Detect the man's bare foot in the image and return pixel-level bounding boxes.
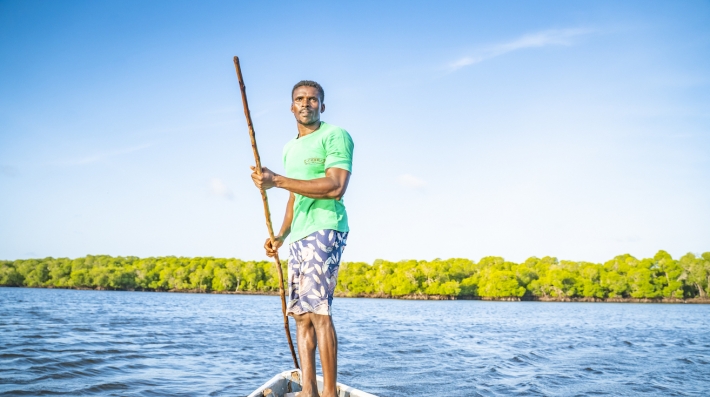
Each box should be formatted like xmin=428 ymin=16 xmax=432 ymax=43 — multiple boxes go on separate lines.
xmin=296 ymin=389 xmax=319 ymax=397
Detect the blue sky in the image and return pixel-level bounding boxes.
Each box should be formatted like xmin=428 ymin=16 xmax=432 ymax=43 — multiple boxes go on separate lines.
xmin=1 ymin=0 xmax=708 ymax=263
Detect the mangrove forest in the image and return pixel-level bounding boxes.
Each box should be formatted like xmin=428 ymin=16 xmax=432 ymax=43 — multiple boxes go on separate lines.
xmin=1 ymin=251 xmax=709 ymax=300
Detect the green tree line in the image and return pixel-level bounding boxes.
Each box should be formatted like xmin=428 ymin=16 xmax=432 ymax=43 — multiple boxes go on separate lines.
xmin=1 ymin=251 xmax=709 ymax=299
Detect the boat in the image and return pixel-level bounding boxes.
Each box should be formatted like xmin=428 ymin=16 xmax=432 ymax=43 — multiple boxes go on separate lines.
xmin=247 ymin=370 xmax=378 ymax=397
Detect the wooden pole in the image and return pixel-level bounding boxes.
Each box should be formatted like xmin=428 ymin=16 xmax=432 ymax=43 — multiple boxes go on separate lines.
xmin=233 ymin=56 xmax=299 ymax=369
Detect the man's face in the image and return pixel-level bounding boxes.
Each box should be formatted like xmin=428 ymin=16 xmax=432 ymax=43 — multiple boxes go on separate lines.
xmin=291 ymin=86 xmax=325 ymax=126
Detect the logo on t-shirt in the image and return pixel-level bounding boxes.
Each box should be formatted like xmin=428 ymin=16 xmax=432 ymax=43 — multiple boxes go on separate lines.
xmin=304 ymin=157 xmax=325 ymax=165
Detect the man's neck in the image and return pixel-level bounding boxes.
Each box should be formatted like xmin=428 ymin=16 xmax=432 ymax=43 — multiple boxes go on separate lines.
xmin=297 ymin=120 xmax=322 ymax=138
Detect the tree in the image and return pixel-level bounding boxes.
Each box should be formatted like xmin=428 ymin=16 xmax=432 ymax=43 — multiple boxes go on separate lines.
xmin=478 ymin=270 xmax=525 ymax=297
xmin=21 ymin=259 xmax=50 ymax=287
xmin=681 ymin=252 xmax=710 ymax=298
xmin=601 ymin=270 xmax=628 ymax=298
xmin=580 ymin=263 xmax=606 ymax=298
xmin=0 ymin=261 xmax=24 ymax=286
xmin=654 ymin=250 xmax=684 ymax=298
xmin=627 ymin=258 xmax=662 ymax=298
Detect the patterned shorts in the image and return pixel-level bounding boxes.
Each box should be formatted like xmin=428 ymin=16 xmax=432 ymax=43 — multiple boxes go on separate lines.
xmin=286 ymin=229 xmax=348 ymax=316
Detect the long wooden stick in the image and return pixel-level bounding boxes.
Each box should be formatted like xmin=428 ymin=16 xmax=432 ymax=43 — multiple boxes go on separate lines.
xmin=233 ymin=56 xmax=299 ymax=369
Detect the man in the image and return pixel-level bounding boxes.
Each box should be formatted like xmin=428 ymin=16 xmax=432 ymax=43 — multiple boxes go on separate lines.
xmin=250 ymin=80 xmax=354 ymax=397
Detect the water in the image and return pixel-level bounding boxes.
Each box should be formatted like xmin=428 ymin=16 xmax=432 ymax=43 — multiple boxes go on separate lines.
xmin=1 ymin=288 xmax=709 ymax=396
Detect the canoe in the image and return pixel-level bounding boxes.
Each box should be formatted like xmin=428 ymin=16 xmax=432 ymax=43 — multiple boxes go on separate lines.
xmin=248 ymin=370 xmax=378 ymax=397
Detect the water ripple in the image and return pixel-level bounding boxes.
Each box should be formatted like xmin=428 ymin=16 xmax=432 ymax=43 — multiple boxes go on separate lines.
xmin=1 ymin=288 xmax=709 ymax=396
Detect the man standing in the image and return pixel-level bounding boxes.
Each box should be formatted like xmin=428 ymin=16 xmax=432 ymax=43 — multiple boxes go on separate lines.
xmin=250 ymin=80 xmax=354 ymax=397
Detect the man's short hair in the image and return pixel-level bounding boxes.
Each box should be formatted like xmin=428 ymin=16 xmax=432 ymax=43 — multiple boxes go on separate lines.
xmin=292 ymin=80 xmax=324 ymax=103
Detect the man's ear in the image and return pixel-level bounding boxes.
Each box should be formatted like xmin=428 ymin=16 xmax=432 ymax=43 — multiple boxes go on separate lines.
xmin=321 ymin=103 xmax=326 ymax=113
xmin=290 ymin=102 xmax=296 ymax=114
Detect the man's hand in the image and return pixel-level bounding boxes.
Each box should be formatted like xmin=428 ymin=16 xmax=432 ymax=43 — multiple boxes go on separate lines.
xmin=264 ymin=235 xmax=284 ymax=257
xmin=250 ymin=166 xmax=277 ymax=190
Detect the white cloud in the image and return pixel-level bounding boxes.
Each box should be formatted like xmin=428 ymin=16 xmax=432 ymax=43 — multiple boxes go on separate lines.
xmin=61 ymin=143 xmax=153 ymax=165
xmin=398 ymin=174 xmax=426 ymax=188
xmin=449 ymin=56 xmax=481 ymax=70
xmin=210 ymin=178 xmax=234 ymax=200
xmin=448 ymin=28 xmax=593 ymax=72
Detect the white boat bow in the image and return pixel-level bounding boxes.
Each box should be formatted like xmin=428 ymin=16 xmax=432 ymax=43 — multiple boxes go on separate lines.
xmin=247 ymin=370 xmax=378 ymax=397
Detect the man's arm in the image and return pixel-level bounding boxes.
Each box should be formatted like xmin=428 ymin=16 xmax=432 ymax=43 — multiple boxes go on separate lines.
xmin=250 ymin=166 xmax=351 ymax=201
xmin=265 ymin=192 xmax=295 ymax=257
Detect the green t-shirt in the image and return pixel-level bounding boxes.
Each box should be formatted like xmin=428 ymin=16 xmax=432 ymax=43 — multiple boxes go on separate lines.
xmin=283 ymin=122 xmax=354 ymax=243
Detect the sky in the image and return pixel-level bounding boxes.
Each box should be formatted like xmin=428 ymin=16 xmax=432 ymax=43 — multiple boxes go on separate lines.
xmin=1 ymin=0 xmax=708 ymax=264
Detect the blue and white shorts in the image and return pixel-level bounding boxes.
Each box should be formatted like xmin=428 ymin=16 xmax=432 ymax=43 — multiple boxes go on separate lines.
xmin=286 ymin=229 xmax=348 ymax=316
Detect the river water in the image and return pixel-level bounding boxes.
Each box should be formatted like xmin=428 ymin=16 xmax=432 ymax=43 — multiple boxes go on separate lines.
xmin=1 ymin=288 xmax=709 ymax=396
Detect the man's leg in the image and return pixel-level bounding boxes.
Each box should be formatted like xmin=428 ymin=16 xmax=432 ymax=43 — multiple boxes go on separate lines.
xmin=310 ymin=313 xmax=338 ymax=397
xmin=294 ymin=313 xmax=318 ymax=397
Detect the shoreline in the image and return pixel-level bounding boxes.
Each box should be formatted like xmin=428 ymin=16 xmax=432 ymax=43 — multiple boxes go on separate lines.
xmin=4 ymin=286 xmax=710 ymax=304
